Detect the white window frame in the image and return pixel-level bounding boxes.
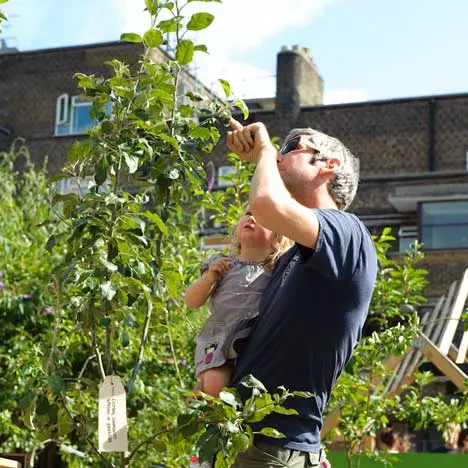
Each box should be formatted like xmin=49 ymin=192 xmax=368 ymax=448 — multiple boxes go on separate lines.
xmin=55 ymin=94 xmax=111 ymax=136
xmin=398 ymin=226 xmax=418 ymax=252
xmin=55 ymin=94 xmax=69 ymax=132
xmin=68 ymin=96 xmax=93 ymax=135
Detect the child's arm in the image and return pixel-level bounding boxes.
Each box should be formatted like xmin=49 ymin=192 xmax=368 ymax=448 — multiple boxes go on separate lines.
xmin=184 ymin=257 xmax=232 ymax=309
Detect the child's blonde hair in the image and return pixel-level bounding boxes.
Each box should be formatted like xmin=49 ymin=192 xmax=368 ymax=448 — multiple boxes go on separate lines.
xmin=230 ymin=224 xmax=294 ymax=270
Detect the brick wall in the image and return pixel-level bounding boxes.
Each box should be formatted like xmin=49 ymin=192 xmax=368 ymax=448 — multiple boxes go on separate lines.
xmin=0 ymin=42 xmax=217 ymax=172
xmin=392 ymin=250 xmax=468 ymax=298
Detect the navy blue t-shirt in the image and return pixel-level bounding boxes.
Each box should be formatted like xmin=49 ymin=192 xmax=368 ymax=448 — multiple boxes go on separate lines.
xmin=231 ymin=208 xmax=377 ymax=452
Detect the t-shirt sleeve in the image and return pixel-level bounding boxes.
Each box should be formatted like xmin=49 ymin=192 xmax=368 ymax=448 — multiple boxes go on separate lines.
xmin=296 ymin=209 xmax=369 ymax=281
xmin=200 ymin=253 xmax=227 ymax=274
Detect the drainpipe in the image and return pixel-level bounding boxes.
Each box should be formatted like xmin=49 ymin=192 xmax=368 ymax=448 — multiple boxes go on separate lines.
xmin=428 ymin=98 xmax=436 ymax=172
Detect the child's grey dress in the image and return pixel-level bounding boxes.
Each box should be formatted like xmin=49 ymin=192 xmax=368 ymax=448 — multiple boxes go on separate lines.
xmin=195 ymin=254 xmax=271 ymax=376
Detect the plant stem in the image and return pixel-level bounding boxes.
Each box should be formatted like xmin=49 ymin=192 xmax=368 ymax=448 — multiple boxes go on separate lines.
xmin=165 ymin=304 xmax=183 ymax=386
xmin=91 ymin=312 xmax=106 ymax=381
xmin=45 ymin=277 xmax=62 ymax=375
xmin=127 ymin=291 xmax=153 ymax=391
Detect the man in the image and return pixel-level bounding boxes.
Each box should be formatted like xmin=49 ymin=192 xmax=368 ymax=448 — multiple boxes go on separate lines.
xmin=226 ymin=119 xmax=377 ymax=467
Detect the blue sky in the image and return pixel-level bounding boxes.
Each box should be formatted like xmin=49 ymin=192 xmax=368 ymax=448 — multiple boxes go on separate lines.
xmin=3 ymin=0 xmax=468 ymax=104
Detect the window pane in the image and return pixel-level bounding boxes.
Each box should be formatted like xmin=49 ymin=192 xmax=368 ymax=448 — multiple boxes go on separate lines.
xmin=399 ymin=237 xmax=418 ymax=252
xmin=421 ymin=200 xmax=468 ymax=225
xmin=71 ymin=104 xmax=94 ymax=134
xmin=421 ymin=225 xmax=468 ymax=249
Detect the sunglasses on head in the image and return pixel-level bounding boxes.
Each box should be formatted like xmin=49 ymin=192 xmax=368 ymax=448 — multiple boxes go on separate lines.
xmin=279 ymin=135 xmax=320 ymax=156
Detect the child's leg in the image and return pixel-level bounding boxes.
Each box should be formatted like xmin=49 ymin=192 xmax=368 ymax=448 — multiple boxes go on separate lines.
xmin=199 ymin=364 xmax=232 ymax=397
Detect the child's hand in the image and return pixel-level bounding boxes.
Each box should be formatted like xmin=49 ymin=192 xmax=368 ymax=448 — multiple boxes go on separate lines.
xmin=206 ymin=257 xmax=233 ymax=282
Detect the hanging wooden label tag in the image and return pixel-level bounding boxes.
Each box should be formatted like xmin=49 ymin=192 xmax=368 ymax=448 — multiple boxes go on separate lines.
xmin=98 ymin=375 xmax=128 ymax=452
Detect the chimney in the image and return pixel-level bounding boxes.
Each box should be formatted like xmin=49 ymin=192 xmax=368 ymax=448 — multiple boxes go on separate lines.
xmin=275 ymin=45 xmax=323 ymax=123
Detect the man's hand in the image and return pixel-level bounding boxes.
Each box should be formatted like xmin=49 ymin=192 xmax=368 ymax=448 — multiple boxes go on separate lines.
xmin=226 ymin=119 xmax=276 ymax=164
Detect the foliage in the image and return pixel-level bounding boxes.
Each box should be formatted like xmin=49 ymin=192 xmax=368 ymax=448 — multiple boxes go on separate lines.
xmin=0 ymin=0 xmax=7 ymax=34
xmin=325 ymin=230 xmax=468 ymax=468
xmin=1 ymin=2 xmax=467 ymax=467
xmin=0 ymin=141 xmax=61 ymax=453
xmin=0 ymin=2 xmax=294 ymax=467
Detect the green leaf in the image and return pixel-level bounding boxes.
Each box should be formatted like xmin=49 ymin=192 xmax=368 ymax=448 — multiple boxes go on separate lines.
xmin=219 ymin=390 xmax=238 ymax=407
xmin=176 ymin=40 xmax=194 ymax=66
xmin=100 ymin=317 xmax=111 ymax=327
xmin=95 ymin=157 xmax=109 ymax=185
xmin=240 ymin=374 xmax=267 ymax=392
xmin=48 ymin=376 xmax=66 ymax=396
xmin=219 ymin=79 xmax=231 ymax=98
xmin=120 ymin=32 xmax=143 ymax=43
xmin=157 ymin=18 xmax=178 ymax=33
xmin=234 ymin=99 xmax=249 ymax=120
xmin=187 ymin=12 xmax=214 ymax=31
xmin=46 ymin=235 xmax=57 ymax=252
xmin=19 ymin=392 xmax=36 ymax=411
xmin=191 ymin=127 xmax=211 ymax=139
xmin=101 ymin=259 xmax=118 ymax=272
xmin=124 ymin=153 xmax=139 ymax=174
xmin=145 ymin=0 xmax=159 ymax=15
xmin=101 ymin=281 xmax=117 ymax=301
xmin=185 ymin=91 xmax=205 ymax=102
xmin=121 ymin=331 xmax=130 ymax=347
xmin=36 ymin=396 xmax=50 ymax=415
xmin=273 ymin=406 xmax=298 ymax=415
xmin=232 ymin=432 xmax=250 ymax=452
xmin=52 ymin=192 xmax=79 ymax=206
xmin=143 ymin=210 xmax=168 ymax=235
xmin=143 ymin=29 xmax=164 ymax=47
xmin=194 ymin=44 xmax=209 ymax=53
xmin=257 ymin=427 xmax=285 ymax=439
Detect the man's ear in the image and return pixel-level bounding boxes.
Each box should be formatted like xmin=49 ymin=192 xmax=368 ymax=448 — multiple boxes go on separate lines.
xmin=320 ymin=157 xmax=341 ymax=174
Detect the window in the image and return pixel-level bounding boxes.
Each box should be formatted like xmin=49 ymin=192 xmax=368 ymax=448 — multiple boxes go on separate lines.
xmin=55 ymin=94 xmax=111 ymax=135
xmin=53 ymin=176 xmax=110 ymax=196
xmin=420 ymin=200 xmax=468 ymax=249
xmin=398 ymin=226 xmax=418 ymax=252
xmin=217 ymin=165 xmax=237 ymax=187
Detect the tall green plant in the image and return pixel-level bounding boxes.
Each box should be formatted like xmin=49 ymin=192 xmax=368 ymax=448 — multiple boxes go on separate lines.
xmin=12 ymin=2 xmax=286 ymax=467
xmin=0 ymin=141 xmax=61 ymax=454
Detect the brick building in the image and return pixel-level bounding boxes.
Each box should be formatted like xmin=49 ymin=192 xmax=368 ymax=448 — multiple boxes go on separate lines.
xmin=214 ymin=45 xmax=468 ymax=301
xmin=0 ymin=40 xmax=219 ymax=174
xmin=2 ymin=41 xmax=468 ymax=299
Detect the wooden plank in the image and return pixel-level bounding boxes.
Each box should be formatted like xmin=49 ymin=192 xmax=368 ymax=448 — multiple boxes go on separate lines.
xmin=423 ymin=296 xmax=445 ymax=341
xmin=321 ymin=406 xmax=341 ymax=438
xmin=433 ymin=281 xmax=458 ymax=347
xmin=456 ymin=330 xmax=468 ymax=364
xmin=0 ymin=458 xmax=21 ymax=468
xmin=419 ymin=333 xmax=468 ymax=390
xmin=439 ymin=268 xmax=468 ymax=355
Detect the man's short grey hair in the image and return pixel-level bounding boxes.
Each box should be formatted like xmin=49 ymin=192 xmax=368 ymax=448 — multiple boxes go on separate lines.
xmin=283 ymin=128 xmax=360 ymax=210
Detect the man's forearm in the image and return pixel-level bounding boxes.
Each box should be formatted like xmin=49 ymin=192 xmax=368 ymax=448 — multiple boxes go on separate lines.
xmin=250 ymin=148 xmax=290 ymax=205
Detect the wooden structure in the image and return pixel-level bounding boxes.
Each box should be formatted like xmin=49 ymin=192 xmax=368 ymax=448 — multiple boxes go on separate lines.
xmin=322 ymin=268 xmax=468 ymax=437
xmin=0 ymin=457 xmax=21 ymax=468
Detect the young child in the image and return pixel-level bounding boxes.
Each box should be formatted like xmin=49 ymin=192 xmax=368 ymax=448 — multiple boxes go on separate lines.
xmin=184 ymin=209 xmax=292 ymax=397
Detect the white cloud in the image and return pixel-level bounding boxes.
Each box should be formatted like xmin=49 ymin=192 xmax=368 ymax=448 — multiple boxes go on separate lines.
xmin=114 ymin=0 xmax=336 ymax=98
xmin=324 ymin=89 xmax=368 ymax=105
